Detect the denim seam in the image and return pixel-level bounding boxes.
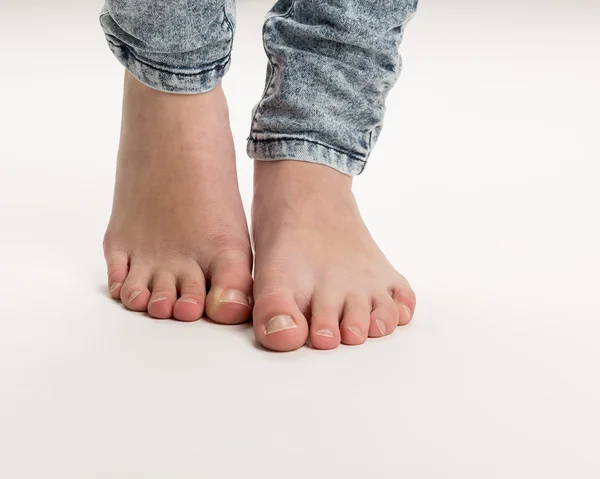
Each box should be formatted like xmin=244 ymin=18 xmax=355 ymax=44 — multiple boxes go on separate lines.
xmin=249 ymin=1 xmax=296 ymax=135
xmin=250 ymin=136 xmax=366 ymax=163
xmin=368 ymin=129 xmax=375 ymax=152
xmin=249 ymin=137 xmax=367 ymax=175
xmin=105 ymin=38 xmax=230 ymax=77
xmin=222 ymin=6 xmax=235 ymax=36
xmin=222 ymin=6 xmax=235 ymax=68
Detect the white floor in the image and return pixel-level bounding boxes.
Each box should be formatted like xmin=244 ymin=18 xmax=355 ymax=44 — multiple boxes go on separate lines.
xmin=1 ymin=1 xmax=599 ymax=477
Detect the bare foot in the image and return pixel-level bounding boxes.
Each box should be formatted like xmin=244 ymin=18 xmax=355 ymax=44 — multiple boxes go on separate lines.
xmin=251 ymin=160 xmax=416 ymax=351
xmin=103 ymin=73 xmax=253 ymax=323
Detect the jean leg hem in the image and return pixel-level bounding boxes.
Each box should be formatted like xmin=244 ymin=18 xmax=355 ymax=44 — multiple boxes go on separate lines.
xmin=247 ymin=137 xmax=366 ymax=176
xmin=105 ymin=39 xmax=230 ymax=94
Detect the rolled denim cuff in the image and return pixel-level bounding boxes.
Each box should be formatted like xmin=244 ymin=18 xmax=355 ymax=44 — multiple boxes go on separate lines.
xmin=100 ymin=11 xmax=231 ymax=94
xmin=105 ymin=39 xmax=230 ymax=94
xmin=247 ymin=136 xmax=366 ymax=176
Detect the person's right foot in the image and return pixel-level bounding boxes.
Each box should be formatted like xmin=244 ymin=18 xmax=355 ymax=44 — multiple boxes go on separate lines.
xmin=103 ymin=73 xmax=253 ymax=323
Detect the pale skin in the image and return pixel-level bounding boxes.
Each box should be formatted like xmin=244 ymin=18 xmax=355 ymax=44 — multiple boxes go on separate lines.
xmin=104 ymin=72 xmax=416 ymax=352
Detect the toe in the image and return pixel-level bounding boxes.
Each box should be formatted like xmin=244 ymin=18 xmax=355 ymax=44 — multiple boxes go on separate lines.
xmin=205 ymin=249 xmax=253 ymax=325
xmin=253 ymin=289 xmax=309 ymax=352
xmin=148 ymin=271 xmax=178 ymax=319
xmin=174 ymin=270 xmax=206 ymax=322
xmin=120 ymin=262 xmax=151 ymax=312
xmin=369 ymin=293 xmax=399 ymax=338
xmin=309 ymin=294 xmax=342 ymax=350
xmin=105 ymin=250 xmax=129 ymax=299
xmin=339 ymin=297 xmax=371 ymax=346
xmin=390 ymin=282 xmax=416 ymax=326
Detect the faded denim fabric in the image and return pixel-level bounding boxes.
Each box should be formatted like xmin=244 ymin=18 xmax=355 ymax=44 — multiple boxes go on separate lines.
xmin=100 ymin=0 xmax=236 ymax=93
xmin=100 ymin=0 xmax=417 ymax=175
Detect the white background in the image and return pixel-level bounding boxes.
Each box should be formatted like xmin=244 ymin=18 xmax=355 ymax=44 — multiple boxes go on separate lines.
xmin=1 ymin=0 xmax=599 ymax=477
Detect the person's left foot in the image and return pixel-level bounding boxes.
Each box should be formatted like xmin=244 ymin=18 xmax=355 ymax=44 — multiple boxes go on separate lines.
xmin=251 ymin=160 xmax=416 ymax=352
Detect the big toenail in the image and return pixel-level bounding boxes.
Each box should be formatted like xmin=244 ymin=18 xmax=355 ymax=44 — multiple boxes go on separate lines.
xmin=376 ymin=319 xmax=387 ymax=336
xmin=109 ymin=282 xmax=122 ymax=293
xmin=127 ymin=290 xmax=142 ymax=304
xmin=348 ymin=325 xmax=363 ymax=338
xmin=402 ymin=304 xmax=412 ymax=320
xmin=316 ymin=329 xmax=334 ymax=338
xmin=219 ymin=290 xmax=251 ymax=307
xmin=181 ymin=298 xmax=199 ymax=305
xmin=150 ymin=296 xmax=168 ymax=304
xmin=265 ymin=315 xmax=297 ymax=335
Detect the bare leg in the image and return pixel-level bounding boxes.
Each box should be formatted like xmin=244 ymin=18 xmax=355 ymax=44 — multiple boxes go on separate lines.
xmin=104 ymin=73 xmax=253 ymax=323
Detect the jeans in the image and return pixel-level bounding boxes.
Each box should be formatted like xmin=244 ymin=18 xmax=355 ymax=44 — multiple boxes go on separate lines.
xmin=100 ymin=0 xmax=418 ymax=176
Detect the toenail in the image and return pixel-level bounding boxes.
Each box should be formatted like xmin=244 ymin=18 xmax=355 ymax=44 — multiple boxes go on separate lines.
xmin=348 ymin=325 xmax=363 ymax=338
xmin=376 ymin=319 xmax=388 ymax=336
xmin=180 ymin=298 xmax=199 ymax=305
xmin=402 ymin=304 xmax=412 ymax=320
xmin=219 ymin=290 xmax=251 ymax=307
xmin=264 ymin=315 xmax=297 ymax=335
xmin=127 ymin=290 xmax=142 ymax=305
xmin=316 ymin=329 xmax=335 ymax=338
xmin=109 ymin=282 xmax=122 ymax=293
xmin=150 ymin=296 xmax=168 ymax=304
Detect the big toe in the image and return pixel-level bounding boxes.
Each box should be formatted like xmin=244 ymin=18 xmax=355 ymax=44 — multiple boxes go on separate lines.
xmin=205 ymin=249 xmax=253 ymax=325
xmin=252 ymin=289 xmax=309 ymax=352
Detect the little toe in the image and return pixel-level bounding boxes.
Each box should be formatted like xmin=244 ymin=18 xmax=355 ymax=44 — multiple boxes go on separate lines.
xmin=369 ymin=293 xmax=399 ymax=338
xmin=309 ymin=295 xmax=342 ymax=350
xmin=339 ymin=298 xmax=371 ymax=346
xmin=390 ymin=283 xmax=416 ymax=326
xmin=120 ymin=264 xmax=151 ymax=312
xmin=148 ymin=271 xmax=178 ymax=319
xmin=205 ymin=249 xmax=253 ymax=325
xmin=105 ymin=250 xmax=129 ymax=299
xmin=174 ymin=270 xmax=206 ymax=322
xmin=253 ymin=290 xmax=309 ymax=352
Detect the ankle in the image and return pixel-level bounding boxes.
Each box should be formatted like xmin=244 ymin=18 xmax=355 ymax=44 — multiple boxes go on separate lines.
xmin=254 ymin=160 xmax=353 ymax=198
xmin=252 ymin=160 xmax=361 ymax=237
